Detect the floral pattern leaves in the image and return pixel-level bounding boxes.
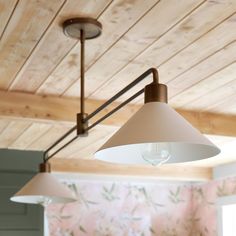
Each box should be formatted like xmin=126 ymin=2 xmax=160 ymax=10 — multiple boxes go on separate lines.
xmin=101 ymin=183 xmax=120 ymax=201
xmin=46 ymin=180 xmax=208 ymax=236
xmin=168 ymin=187 xmax=185 ymax=204
xmin=46 ymin=176 xmax=236 ymax=236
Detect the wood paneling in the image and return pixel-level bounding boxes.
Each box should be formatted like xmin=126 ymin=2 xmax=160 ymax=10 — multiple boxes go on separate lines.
xmin=0 ymin=0 xmax=236 ymax=177
xmin=91 ymin=0 xmax=236 ymax=101
xmin=170 ymin=62 xmax=236 ymax=108
xmin=0 ymin=121 xmax=31 ymax=148
xmin=0 ymin=120 xmax=10 ymax=133
xmin=10 ymin=0 xmax=111 ymax=92
xmin=0 ymin=0 xmax=65 ymax=90
xmin=28 ymin=124 xmax=72 ymax=150
xmin=0 ymin=0 xmax=18 ymax=36
xmin=51 ymin=158 xmax=212 ymax=181
xmin=66 ymin=125 xmax=118 ymax=159
xmin=65 ymin=0 xmax=203 ymax=97
xmin=1 ymin=90 xmax=236 ymax=137
xmin=37 ymin=0 xmax=158 ymax=96
xmin=10 ymin=123 xmax=52 ymax=149
xmin=208 ymin=95 xmax=236 ymax=115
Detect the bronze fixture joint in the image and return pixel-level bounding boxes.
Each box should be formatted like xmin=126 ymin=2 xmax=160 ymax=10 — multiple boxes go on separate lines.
xmin=77 ymin=113 xmax=88 ymax=136
xmin=144 ymin=83 xmax=168 ymax=103
xmin=39 ymin=162 xmax=51 ymax=173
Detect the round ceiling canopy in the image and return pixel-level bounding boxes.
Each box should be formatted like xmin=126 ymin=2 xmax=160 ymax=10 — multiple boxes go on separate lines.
xmin=63 ymin=17 xmax=102 ymax=40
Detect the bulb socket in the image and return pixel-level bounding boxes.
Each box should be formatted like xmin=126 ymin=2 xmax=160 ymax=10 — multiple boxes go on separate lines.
xmin=144 ymin=83 xmax=168 ymax=103
xmin=39 ymin=162 xmax=51 ymax=173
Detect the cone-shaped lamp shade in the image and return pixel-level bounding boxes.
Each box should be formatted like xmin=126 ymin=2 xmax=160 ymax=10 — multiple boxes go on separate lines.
xmin=95 ymin=102 xmax=220 ymax=165
xmin=11 ymin=173 xmax=76 ymax=204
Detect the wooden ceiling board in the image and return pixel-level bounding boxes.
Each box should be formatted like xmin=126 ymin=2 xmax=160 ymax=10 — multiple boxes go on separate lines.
xmin=158 ymin=15 xmax=236 ymax=84
xmin=9 ymin=0 xmax=112 ymax=93
xmin=0 ymin=90 xmax=236 ymax=137
xmin=0 ymin=119 xmax=11 ymax=134
xmin=175 ymin=110 xmax=236 ymax=137
xmin=37 ymin=0 xmax=159 ymax=96
xmin=50 ymin=158 xmax=212 ymax=181
xmin=0 ymin=89 xmax=80 ymax=124
xmin=64 ymin=0 xmax=203 ymax=97
xmin=184 ymin=77 xmax=236 ymax=111
xmin=168 ymin=40 xmax=236 ymax=96
xmin=135 ymin=14 xmax=236 ymax=106
xmin=54 ymin=125 xmax=117 ymax=158
xmin=0 ymin=0 xmax=18 ymax=36
xmin=9 ymin=122 xmax=52 ymax=149
xmin=170 ymin=62 xmax=236 ymax=108
xmin=0 ymin=120 xmax=31 ymax=148
xmin=0 ymin=0 xmax=66 ymax=90
xmin=208 ymin=95 xmax=236 ymax=114
xmin=68 ymin=136 xmax=110 ymax=159
xmin=66 ymin=125 xmax=118 ymax=159
xmin=90 ymin=0 xmax=236 ymax=101
xmin=28 ymin=124 xmax=72 ymax=151
xmin=0 ymin=0 xmax=235 ymax=178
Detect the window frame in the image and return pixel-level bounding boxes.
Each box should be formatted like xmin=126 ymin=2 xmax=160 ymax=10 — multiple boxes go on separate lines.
xmin=217 ymin=194 xmax=236 ymax=236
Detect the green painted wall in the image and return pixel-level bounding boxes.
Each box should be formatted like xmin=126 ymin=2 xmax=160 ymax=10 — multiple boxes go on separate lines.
xmin=0 ymin=149 xmax=44 ymax=236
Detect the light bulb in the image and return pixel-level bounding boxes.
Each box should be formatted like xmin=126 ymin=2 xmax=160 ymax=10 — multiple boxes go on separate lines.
xmin=141 ymin=143 xmax=171 ymax=166
xmin=39 ymin=197 xmax=52 ymax=207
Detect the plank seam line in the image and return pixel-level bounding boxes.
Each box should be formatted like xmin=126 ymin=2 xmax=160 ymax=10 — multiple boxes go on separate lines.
xmin=170 ymin=59 xmax=236 ymax=107
xmin=0 ymin=121 xmax=12 ymax=142
xmin=26 ymin=122 xmax=79 ymax=151
xmin=25 ymin=124 xmax=60 ymax=150
xmin=168 ymin=39 xmax=236 ymax=100
xmin=134 ymin=12 xmax=236 ymax=105
xmin=96 ymin=0 xmax=114 ymax=19
xmin=0 ymin=121 xmax=32 ymax=148
xmin=8 ymin=123 xmax=35 ymax=148
xmin=59 ymin=0 xmax=162 ymax=96
xmin=0 ymin=0 xmax=19 ymax=41
xmin=34 ymin=0 xmax=126 ymax=94
xmin=178 ymin=61 xmax=236 ymax=111
xmin=85 ymin=0 xmax=207 ymax=99
xmin=153 ymin=11 xmax=236 ymax=71
xmin=66 ymin=130 xmax=114 ymax=158
xmin=16 ymin=124 xmax=52 ymax=150
xmin=88 ymin=3 xmax=236 ymax=99
xmin=207 ymin=92 xmax=236 ymax=112
xmin=50 ymin=129 xmax=105 ymax=158
xmin=7 ymin=0 xmax=68 ymax=91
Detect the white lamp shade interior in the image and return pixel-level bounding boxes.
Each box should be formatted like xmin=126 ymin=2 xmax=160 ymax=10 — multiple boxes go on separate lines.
xmin=95 ymin=102 xmax=220 ymax=165
xmin=11 ymin=173 xmax=76 ymax=204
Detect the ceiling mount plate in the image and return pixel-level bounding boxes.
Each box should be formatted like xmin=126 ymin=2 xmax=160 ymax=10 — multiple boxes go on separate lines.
xmin=63 ymin=18 xmax=102 ymax=40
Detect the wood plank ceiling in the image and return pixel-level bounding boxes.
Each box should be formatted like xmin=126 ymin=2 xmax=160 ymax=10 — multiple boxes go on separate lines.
xmin=0 ymin=0 xmax=236 ymax=180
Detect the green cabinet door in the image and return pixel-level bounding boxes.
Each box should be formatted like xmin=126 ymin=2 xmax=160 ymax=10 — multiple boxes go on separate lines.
xmin=0 ymin=149 xmax=44 ymax=236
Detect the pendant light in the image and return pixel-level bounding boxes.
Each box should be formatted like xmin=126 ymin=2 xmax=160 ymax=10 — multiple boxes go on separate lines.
xmin=10 ymin=16 xmax=221 ymax=208
xmin=95 ymin=83 xmax=220 ymax=165
xmin=36 ymin=17 xmax=220 ymax=167
xmin=11 ymin=162 xmax=76 ymax=204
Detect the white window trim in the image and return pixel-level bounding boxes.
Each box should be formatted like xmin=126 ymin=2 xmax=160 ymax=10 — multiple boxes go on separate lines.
xmin=216 ymin=194 xmax=236 ymax=236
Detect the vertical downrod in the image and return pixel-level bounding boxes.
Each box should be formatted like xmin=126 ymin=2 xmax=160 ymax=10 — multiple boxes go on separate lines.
xmin=80 ymin=29 xmax=85 ymax=115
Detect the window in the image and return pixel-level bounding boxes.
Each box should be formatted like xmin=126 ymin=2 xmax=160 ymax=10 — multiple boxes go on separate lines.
xmin=217 ymin=195 xmax=236 ymax=236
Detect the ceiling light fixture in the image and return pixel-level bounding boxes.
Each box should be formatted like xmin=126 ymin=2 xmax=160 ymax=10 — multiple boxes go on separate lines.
xmin=11 ymin=17 xmax=220 ymax=204
xmin=11 ymin=162 xmax=76 ymax=205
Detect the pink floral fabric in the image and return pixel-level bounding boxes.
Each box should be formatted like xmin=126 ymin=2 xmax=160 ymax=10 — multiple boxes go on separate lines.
xmin=47 ymin=181 xmax=193 ymax=236
xmin=192 ymin=176 xmax=236 ymax=236
xmin=46 ymin=177 xmax=236 ymax=236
